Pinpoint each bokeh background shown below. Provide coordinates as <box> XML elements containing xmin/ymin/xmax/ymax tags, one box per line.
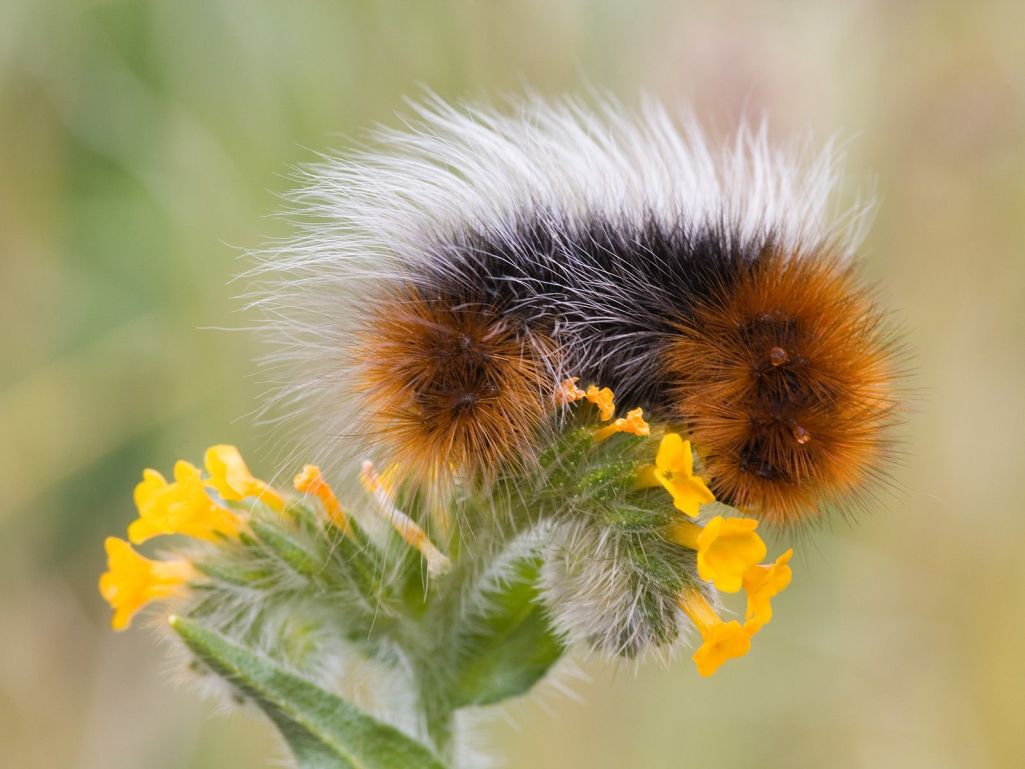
<box><xmin>3</xmin><ymin>1</ymin><xmax>1024</xmax><ymax>767</ymax></box>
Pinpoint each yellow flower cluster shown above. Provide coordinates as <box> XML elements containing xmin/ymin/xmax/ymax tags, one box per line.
<box><xmin>670</xmin><ymin>509</ymin><xmax>793</xmax><ymax>674</ymax></box>
<box><xmin>556</xmin><ymin>377</ymin><xmax>651</xmax><ymax>441</ymax></box>
<box><xmin>673</xmin><ymin>514</ymin><xmax>793</xmax><ymax>675</ymax></box>
<box><xmin>560</xmin><ymin>378</ymin><xmax>793</xmax><ymax>676</ymax></box>
<box><xmin>557</xmin><ymin>377</ymin><xmax>617</xmax><ymax>419</ymax></box>
<box><xmin>635</xmin><ymin>430</ymin><xmax>793</xmax><ymax>677</ymax></box>
<box><xmin>129</xmin><ymin>462</ymin><xmax>244</xmax><ymax>545</ymax></box>
<box><xmin>99</xmin><ymin>384</ymin><xmax>793</xmax><ymax>685</ymax></box>
<box><xmin>99</xmin><ymin>445</ymin><xmax>292</xmax><ymax>631</ymax></box>
<box><xmin>99</xmin><ymin>443</ymin><xmax>443</xmax><ymax>631</ymax></box>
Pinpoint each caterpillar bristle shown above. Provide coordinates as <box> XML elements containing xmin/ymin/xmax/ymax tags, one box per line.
<box><xmin>257</xmin><ymin>94</ymin><xmax>900</xmax><ymax>527</ymax></box>
<box><xmin>355</xmin><ymin>285</ymin><xmax>556</xmax><ymax>489</ymax></box>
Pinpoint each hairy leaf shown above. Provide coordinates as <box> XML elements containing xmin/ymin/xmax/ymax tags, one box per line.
<box><xmin>172</xmin><ymin>617</ymin><xmax>448</xmax><ymax>769</ymax></box>
<box><xmin>448</xmin><ymin>557</ymin><xmax>565</xmax><ymax>708</ymax></box>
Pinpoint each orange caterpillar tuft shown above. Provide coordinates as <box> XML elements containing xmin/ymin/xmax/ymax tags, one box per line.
<box><xmin>355</xmin><ymin>287</ymin><xmax>555</xmax><ymax>488</ymax></box>
<box><xmin>665</xmin><ymin>248</ymin><xmax>900</xmax><ymax>526</ymax></box>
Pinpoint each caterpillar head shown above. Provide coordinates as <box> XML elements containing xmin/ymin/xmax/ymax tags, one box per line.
<box><xmin>665</xmin><ymin>247</ymin><xmax>900</xmax><ymax>527</ymax></box>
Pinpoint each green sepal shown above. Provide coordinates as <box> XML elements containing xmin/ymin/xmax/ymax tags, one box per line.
<box><xmin>171</xmin><ymin>617</ymin><xmax>449</xmax><ymax>769</ymax></box>
<box><xmin>327</xmin><ymin>524</ymin><xmax>389</xmax><ymax>605</ymax></box>
<box><xmin>193</xmin><ymin>559</ymin><xmax>275</xmax><ymax>586</ymax></box>
<box><xmin>447</xmin><ymin>557</ymin><xmax>565</xmax><ymax>709</ymax></box>
<box><xmin>250</xmin><ymin>519</ymin><xmax>325</xmax><ymax>579</ymax></box>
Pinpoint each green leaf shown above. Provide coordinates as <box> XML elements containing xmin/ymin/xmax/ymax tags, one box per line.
<box><xmin>171</xmin><ymin>616</ymin><xmax>449</xmax><ymax>769</ymax></box>
<box><xmin>448</xmin><ymin>557</ymin><xmax>566</xmax><ymax>709</ymax></box>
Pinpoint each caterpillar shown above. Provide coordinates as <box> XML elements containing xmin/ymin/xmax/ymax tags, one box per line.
<box><xmin>255</xmin><ymin>94</ymin><xmax>900</xmax><ymax>527</ymax></box>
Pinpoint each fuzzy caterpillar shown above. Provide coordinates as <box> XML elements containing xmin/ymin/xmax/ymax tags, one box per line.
<box><xmin>255</xmin><ymin>94</ymin><xmax>900</xmax><ymax>527</ymax></box>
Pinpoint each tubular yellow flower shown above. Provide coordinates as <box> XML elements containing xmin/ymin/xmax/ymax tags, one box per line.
<box><xmin>204</xmin><ymin>444</ymin><xmax>285</xmax><ymax>511</ymax></box>
<box><xmin>584</xmin><ymin>385</ymin><xmax>616</xmax><ymax>421</ymax></box>
<box><xmin>635</xmin><ymin>433</ymin><xmax>715</xmax><ymax>517</ymax></box>
<box><xmin>593</xmin><ymin>407</ymin><xmax>651</xmax><ymax>442</ymax></box>
<box><xmin>98</xmin><ymin>537</ymin><xmax>193</xmax><ymax>631</ymax></box>
<box><xmin>129</xmin><ymin>461</ymin><xmax>245</xmax><ymax>544</ymax></box>
<box><xmin>743</xmin><ymin>548</ymin><xmax>794</xmax><ymax>634</ymax></box>
<box><xmin>555</xmin><ymin>376</ymin><xmax>587</xmax><ymax>404</ymax></box>
<box><xmin>669</xmin><ymin>516</ymin><xmax>767</xmax><ymax>593</ymax></box>
<box><xmin>360</xmin><ymin>460</ymin><xmax>451</xmax><ymax>576</ymax></box>
<box><xmin>294</xmin><ymin>464</ymin><xmax>351</xmax><ymax>533</ymax></box>
<box><xmin>679</xmin><ymin>588</ymin><xmax>752</xmax><ymax>677</ymax></box>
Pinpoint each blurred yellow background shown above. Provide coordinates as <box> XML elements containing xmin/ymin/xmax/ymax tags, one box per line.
<box><xmin>2</xmin><ymin>1</ymin><xmax>1023</xmax><ymax>767</ymax></box>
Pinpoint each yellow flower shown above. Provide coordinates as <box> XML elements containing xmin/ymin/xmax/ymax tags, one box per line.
<box><xmin>635</xmin><ymin>433</ymin><xmax>715</xmax><ymax>517</ymax></box>
<box><xmin>679</xmin><ymin>588</ymin><xmax>752</xmax><ymax>677</ymax></box>
<box><xmin>555</xmin><ymin>377</ymin><xmax>587</xmax><ymax>404</ymax></box>
<box><xmin>204</xmin><ymin>445</ymin><xmax>285</xmax><ymax>511</ymax></box>
<box><xmin>360</xmin><ymin>460</ymin><xmax>451</xmax><ymax>576</ymax></box>
<box><xmin>743</xmin><ymin>549</ymin><xmax>794</xmax><ymax>634</ymax></box>
<box><xmin>98</xmin><ymin>537</ymin><xmax>193</xmax><ymax>631</ymax></box>
<box><xmin>294</xmin><ymin>464</ymin><xmax>351</xmax><ymax>533</ymax></box>
<box><xmin>593</xmin><ymin>407</ymin><xmax>651</xmax><ymax>442</ymax></box>
<box><xmin>669</xmin><ymin>516</ymin><xmax>767</xmax><ymax>593</ymax></box>
<box><xmin>128</xmin><ymin>461</ymin><xmax>245</xmax><ymax>544</ymax></box>
<box><xmin>584</xmin><ymin>385</ymin><xmax>616</xmax><ymax>421</ymax></box>
<box><xmin>692</xmin><ymin>621</ymin><xmax>752</xmax><ymax>678</ymax></box>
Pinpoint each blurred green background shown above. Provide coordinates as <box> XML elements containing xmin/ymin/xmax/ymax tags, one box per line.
<box><xmin>2</xmin><ymin>1</ymin><xmax>1023</xmax><ymax>767</ymax></box>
